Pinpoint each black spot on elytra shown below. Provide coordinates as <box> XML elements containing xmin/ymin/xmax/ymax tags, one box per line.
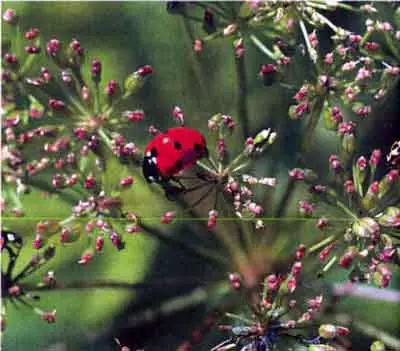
<box><xmin>174</xmin><ymin>141</ymin><xmax>182</xmax><ymax>150</ymax></box>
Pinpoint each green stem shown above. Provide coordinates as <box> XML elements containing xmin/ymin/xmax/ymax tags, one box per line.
<box><xmin>299</xmin><ymin>20</ymin><xmax>318</xmax><ymax>63</ymax></box>
<box><xmin>384</xmin><ymin>32</ymin><xmax>400</xmax><ymax>62</ymax></box>
<box><xmin>139</xmin><ymin>221</ymin><xmax>227</xmax><ymax>265</ymax></box>
<box><xmin>302</xmin><ymin>95</ymin><xmax>325</xmax><ymax>152</ymax></box>
<box><xmin>308</xmin><ymin>234</ymin><xmax>337</xmax><ymax>254</ymax></box>
<box><xmin>249</xmin><ymin>34</ymin><xmax>279</xmax><ymax>60</ymax></box>
<box><xmin>334</xmin><ymin>198</ymin><xmax>358</xmax><ymax>220</ymax></box>
<box><xmin>235</xmin><ymin>54</ymin><xmax>250</xmax><ymax>139</ymax></box>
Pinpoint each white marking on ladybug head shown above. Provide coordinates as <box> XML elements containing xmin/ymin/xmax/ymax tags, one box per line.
<box><xmin>152</xmin><ymin>157</ymin><xmax>157</xmax><ymax>164</ymax></box>
<box><xmin>148</xmin><ymin>176</ymin><xmax>155</xmax><ymax>182</ymax></box>
<box><xmin>162</xmin><ymin>137</ymin><xmax>170</xmax><ymax>144</ymax></box>
<box><xmin>146</xmin><ymin>151</ymin><xmax>151</xmax><ymax>157</ymax></box>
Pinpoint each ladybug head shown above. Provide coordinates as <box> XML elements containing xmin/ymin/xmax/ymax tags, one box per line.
<box><xmin>142</xmin><ymin>152</ymin><xmax>163</xmax><ymax>183</ymax></box>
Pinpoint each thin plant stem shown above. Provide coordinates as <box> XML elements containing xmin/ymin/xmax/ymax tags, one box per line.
<box><xmin>249</xmin><ymin>34</ymin><xmax>278</xmax><ymax>60</ymax></box>
<box><xmin>235</xmin><ymin>55</ymin><xmax>250</xmax><ymax>139</ymax></box>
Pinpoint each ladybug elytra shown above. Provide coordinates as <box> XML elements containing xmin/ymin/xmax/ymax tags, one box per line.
<box><xmin>142</xmin><ymin>127</ymin><xmax>208</xmax><ymax>184</ymax></box>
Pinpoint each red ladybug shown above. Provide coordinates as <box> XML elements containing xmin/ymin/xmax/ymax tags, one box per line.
<box><xmin>142</xmin><ymin>127</ymin><xmax>208</xmax><ymax>184</ymax></box>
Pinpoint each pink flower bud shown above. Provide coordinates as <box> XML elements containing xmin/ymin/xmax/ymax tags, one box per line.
<box><xmin>120</xmin><ymin>176</ymin><xmax>134</xmax><ymax>187</ymax></box>
<box><xmin>33</xmin><ymin>234</ymin><xmax>43</xmax><ymax>249</ymax></box>
<box><xmin>298</xmin><ymin>200</ymin><xmax>314</xmax><ymax>216</ymax></box>
<box><xmin>46</xmin><ymin>38</ymin><xmax>60</xmax><ymax>56</ymax></box>
<box><xmin>136</xmin><ymin>65</ymin><xmax>153</xmax><ymax>77</ymax></box>
<box><xmin>105</xmin><ymin>80</ymin><xmax>119</xmax><ymax>96</ymax></box>
<box><xmin>193</xmin><ymin>39</ymin><xmax>203</xmax><ymax>53</ymax></box>
<box><xmin>4</xmin><ymin>53</ymin><xmax>18</xmax><ymax>64</ymax></box>
<box><xmin>78</xmin><ymin>251</ymin><xmax>93</xmax><ymax>265</ymax></box>
<box><xmin>161</xmin><ymin>211</ymin><xmax>176</xmax><ymax>224</ymax></box>
<box><xmin>295</xmin><ymin>244</ymin><xmax>306</xmax><ymax>260</ymax></box>
<box><xmin>48</xmin><ymin>98</ymin><xmax>65</xmax><ymax>110</ymax></box>
<box><xmin>364</xmin><ymin>42</ymin><xmax>380</xmax><ymax>51</ymax></box>
<box><xmin>339</xmin><ymin>248</ymin><xmax>357</xmax><ymax>268</ymax></box>
<box><xmin>266</xmin><ymin>274</ymin><xmax>279</xmax><ymax>290</ymax></box>
<box><xmin>25</xmin><ymin>46</ymin><xmax>41</xmax><ymax>54</ymax></box>
<box><xmin>344</xmin><ymin>180</ymin><xmax>355</xmax><ymax>193</ymax></box>
<box><xmin>385</xmin><ymin>169</ymin><xmax>399</xmax><ymax>183</ymax></box>
<box><xmin>91</xmin><ymin>59</ymin><xmax>102</xmax><ymax>81</ymax></box>
<box><xmin>259</xmin><ymin>64</ymin><xmax>277</xmax><ymax>76</ymax></box>
<box><xmin>289</xmin><ymin>168</ymin><xmax>305</xmax><ymax>180</ymax></box>
<box><xmin>3</xmin><ymin>8</ymin><xmax>17</xmax><ymax>24</ymax></box>
<box><xmin>328</xmin><ymin>154</ymin><xmax>341</xmax><ymax>170</ymax></box>
<box><xmin>229</xmin><ymin>273</ymin><xmax>241</xmax><ymax>290</ymax></box>
<box><xmin>307</xmin><ymin>295</ymin><xmax>323</xmax><ymax>310</ymax></box>
<box><xmin>308</xmin><ymin>30</ymin><xmax>318</xmax><ymax>48</ymax></box>
<box><xmin>324</xmin><ymin>52</ymin><xmax>334</xmax><ymax>65</ymax></box>
<box><xmin>291</xmin><ymin>261</ymin><xmax>302</xmax><ymax>276</ymax></box>
<box><xmin>319</xmin><ymin>244</ymin><xmax>336</xmax><ymax>261</ymax></box>
<box><xmin>8</xmin><ymin>285</ymin><xmax>21</xmax><ymax>297</ymax></box>
<box><xmin>294</xmin><ymin>86</ymin><xmax>308</xmax><ymax>102</ymax></box>
<box><xmin>41</xmin><ymin>310</ymin><xmax>56</xmax><ymax>323</ymax></box>
<box><xmin>356</xmin><ymin>156</ymin><xmax>367</xmax><ymax>170</ymax></box>
<box><xmin>172</xmin><ymin>105</ymin><xmax>185</xmax><ymax>124</ymax></box>
<box><xmin>287</xmin><ymin>277</ymin><xmax>297</xmax><ymax>292</ymax></box>
<box><xmin>316</xmin><ymin>217</ymin><xmax>329</xmax><ymax>230</ymax></box>
<box><xmin>60</xmin><ymin>227</ymin><xmax>71</xmax><ymax>243</ymax></box>
<box><xmin>124</xmin><ymin>109</ymin><xmax>144</xmax><ymax>122</ymax></box>
<box><xmin>84</xmin><ymin>174</ymin><xmax>96</xmax><ymax>189</ymax></box>
<box><xmin>369</xmin><ymin>149</ymin><xmax>382</xmax><ymax>166</ymax></box>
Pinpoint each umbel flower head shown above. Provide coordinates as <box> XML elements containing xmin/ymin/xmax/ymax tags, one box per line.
<box><xmin>211</xmin><ymin>246</ymin><xmax>349</xmax><ymax>351</ymax></box>
<box><xmin>157</xmin><ymin>111</ymin><xmax>277</xmax><ymax>228</ymax></box>
<box><xmin>1</xmin><ymin>8</ymin><xmax>152</xmax><ymax>217</ymax></box>
<box><xmin>295</xmin><ymin>147</ymin><xmax>399</xmax><ymax>288</ymax></box>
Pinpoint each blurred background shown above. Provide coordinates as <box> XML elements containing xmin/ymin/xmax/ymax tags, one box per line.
<box><xmin>2</xmin><ymin>2</ymin><xmax>400</xmax><ymax>350</ymax></box>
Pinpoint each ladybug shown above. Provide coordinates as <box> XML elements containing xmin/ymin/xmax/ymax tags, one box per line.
<box><xmin>142</xmin><ymin>127</ymin><xmax>208</xmax><ymax>185</ymax></box>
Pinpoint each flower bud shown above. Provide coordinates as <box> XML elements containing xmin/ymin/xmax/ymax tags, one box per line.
<box><xmin>352</xmin><ymin>217</ymin><xmax>380</xmax><ymax>238</ymax></box>
<box><xmin>161</xmin><ymin>211</ymin><xmax>176</xmax><ymax>224</ymax></box>
<box><xmin>91</xmin><ymin>59</ymin><xmax>102</xmax><ymax>83</ymax></box>
<box><xmin>223</xmin><ymin>24</ymin><xmax>237</xmax><ymax>36</ymax></box>
<box><xmin>339</xmin><ymin>246</ymin><xmax>358</xmax><ymax>268</ymax></box>
<box><xmin>3</xmin><ymin>9</ymin><xmax>18</xmax><ymax>25</ymax></box>
<box><xmin>47</xmin><ymin>38</ymin><xmax>61</xmax><ymax>57</ymax></box>
<box><xmin>229</xmin><ymin>273</ymin><xmax>241</xmax><ymax>290</ymax></box>
<box><xmin>259</xmin><ymin>64</ymin><xmax>278</xmax><ymax>86</ymax></box>
<box><xmin>105</xmin><ymin>79</ymin><xmax>121</xmax><ymax>98</ymax></box>
<box><xmin>193</xmin><ymin>39</ymin><xmax>203</xmax><ymax>53</ymax></box>
<box><xmin>373</xmin><ymin>264</ymin><xmax>392</xmax><ymax>288</ymax></box>
<box><xmin>376</xmin><ymin>206</ymin><xmax>400</xmax><ymax>228</ymax></box>
<box><xmin>120</xmin><ymin>176</ymin><xmax>134</xmax><ymax>187</ymax></box>
<box><xmin>318</xmin><ymin>324</ymin><xmax>337</xmax><ymax>339</ymax></box>
<box><xmin>370</xmin><ymin>341</ymin><xmax>386</xmax><ymax>351</ymax></box>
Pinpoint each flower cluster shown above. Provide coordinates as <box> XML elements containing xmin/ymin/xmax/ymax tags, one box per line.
<box><xmin>1</xmin><ymin>229</ymin><xmax>57</xmax><ymax>328</ymax></box>
<box><xmin>212</xmin><ymin>246</ymin><xmax>349</xmax><ymax>351</ymax></box>
<box><xmin>159</xmin><ymin>112</ymin><xmax>277</xmax><ymax>228</ymax></box>
<box><xmin>295</xmin><ymin>147</ymin><xmax>399</xmax><ymax>287</ymax></box>
<box><xmin>2</xmin><ymin>11</ymin><xmax>151</xmax><ymax>216</ymax></box>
